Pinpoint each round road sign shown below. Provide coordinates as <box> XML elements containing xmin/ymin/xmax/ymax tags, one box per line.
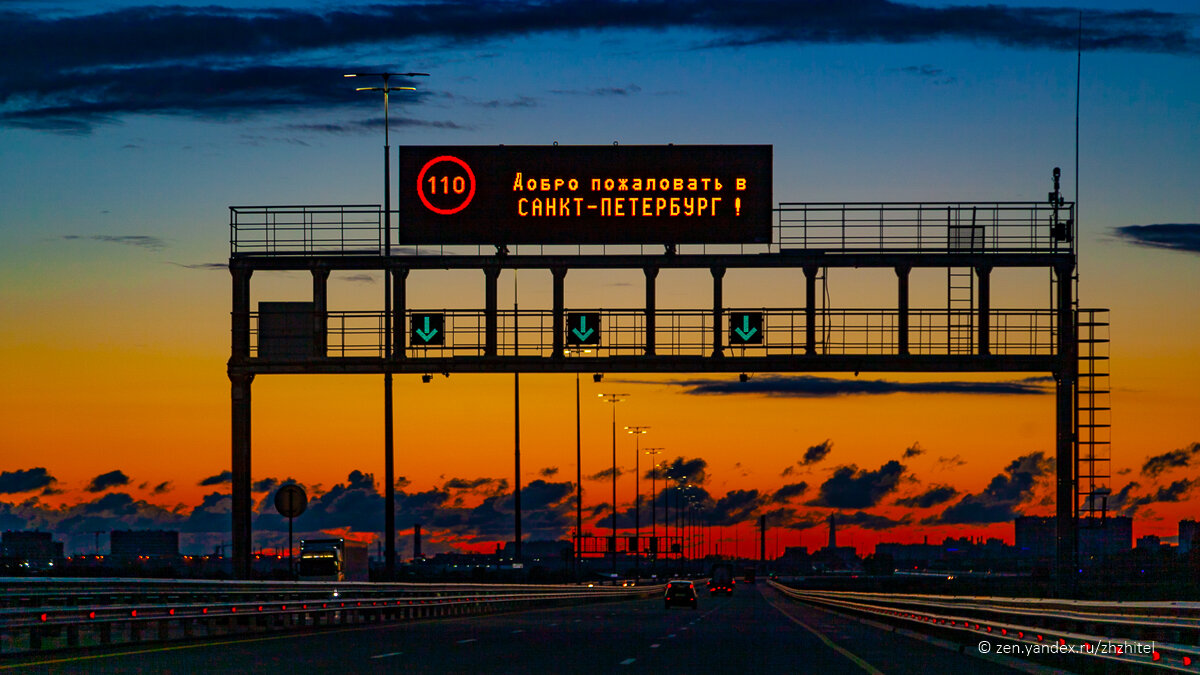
<box><xmin>274</xmin><ymin>484</ymin><xmax>307</xmax><ymax>518</ymax></box>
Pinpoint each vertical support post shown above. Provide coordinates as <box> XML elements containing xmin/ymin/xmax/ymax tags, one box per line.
<box><xmin>552</xmin><ymin>267</ymin><xmax>566</xmax><ymax>359</ymax></box>
<box><xmin>312</xmin><ymin>266</ymin><xmax>329</xmax><ymax>358</ymax></box>
<box><xmin>645</xmin><ymin>267</ymin><xmax>659</xmax><ymax>356</ymax></box>
<box><xmin>384</xmin><ymin>371</ymin><xmax>395</xmax><ymax>578</ymax></box>
<box><xmin>230</xmin><ymin>372</ymin><xmax>253</xmax><ymax>580</ymax></box>
<box><xmin>804</xmin><ymin>266</ymin><xmax>818</xmax><ymax>355</ymax></box>
<box><xmin>231</xmin><ymin>265</ymin><xmax>252</xmax><ymax>361</ymax></box>
<box><xmin>484</xmin><ymin>266</ymin><xmax>500</xmax><ymax>356</ymax></box>
<box><xmin>711</xmin><ymin>267</ymin><xmax>725</xmax><ymax>357</ymax></box>
<box><xmin>393</xmin><ymin>268</ymin><xmax>408</xmax><ymax>358</ymax></box>
<box><xmin>896</xmin><ymin>265</ymin><xmax>910</xmax><ymax>356</ymax></box>
<box><xmin>977</xmin><ymin>266</ymin><xmax>991</xmax><ymax>356</ymax></box>
<box><xmin>1055</xmin><ymin>263</ymin><xmax>1077</xmax><ymax>591</ymax></box>
<box><xmin>514</xmin><ymin>367</ymin><xmax>521</xmax><ymax>565</ymax></box>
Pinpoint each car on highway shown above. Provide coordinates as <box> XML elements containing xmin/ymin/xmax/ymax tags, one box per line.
<box><xmin>664</xmin><ymin>580</ymin><xmax>698</xmax><ymax>609</ymax></box>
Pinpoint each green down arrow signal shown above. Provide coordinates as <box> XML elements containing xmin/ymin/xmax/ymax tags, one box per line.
<box><xmin>415</xmin><ymin>315</ymin><xmax>439</xmax><ymax>343</ymax></box>
<box><xmin>571</xmin><ymin>315</ymin><xmax>594</xmax><ymax>342</ymax></box>
<box><xmin>734</xmin><ymin>314</ymin><xmax>758</xmax><ymax>341</ymax></box>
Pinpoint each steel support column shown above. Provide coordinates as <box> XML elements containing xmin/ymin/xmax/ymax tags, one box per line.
<box><xmin>1055</xmin><ymin>263</ymin><xmax>1077</xmax><ymax>590</ymax></box>
<box><xmin>393</xmin><ymin>268</ymin><xmax>408</xmax><ymax>358</ymax></box>
<box><xmin>977</xmin><ymin>266</ymin><xmax>991</xmax><ymax>356</ymax></box>
<box><xmin>711</xmin><ymin>267</ymin><xmax>725</xmax><ymax>357</ymax></box>
<box><xmin>645</xmin><ymin>267</ymin><xmax>659</xmax><ymax>356</ymax></box>
<box><xmin>231</xmin><ymin>265</ymin><xmax>252</xmax><ymax>361</ymax></box>
<box><xmin>231</xmin><ymin>372</ymin><xmax>253</xmax><ymax>579</ymax></box>
<box><xmin>804</xmin><ymin>266</ymin><xmax>818</xmax><ymax>354</ymax></box>
<box><xmin>896</xmin><ymin>266</ymin><xmax>910</xmax><ymax>356</ymax></box>
<box><xmin>485</xmin><ymin>266</ymin><xmax>500</xmax><ymax>356</ymax></box>
<box><xmin>312</xmin><ymin>266</ymin><xmax>329</xmax><ymax>358</ymax></box>
<box><xmin>552</xmin><ymin>267</ymin><xmax>566</xmax><ymax>358</ymax></box>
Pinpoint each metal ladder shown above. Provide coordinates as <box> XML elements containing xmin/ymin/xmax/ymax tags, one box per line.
<box><xmin>1076</xmin><ymin>308</ymin><xmax>1112</xmax><ymax>523</ymax></box>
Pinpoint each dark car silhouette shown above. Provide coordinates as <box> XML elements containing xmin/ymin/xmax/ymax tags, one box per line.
<box><xmin>664</xmin><ymin>580</ymin><xmax>698</xmax><ymax>609</ymax></box>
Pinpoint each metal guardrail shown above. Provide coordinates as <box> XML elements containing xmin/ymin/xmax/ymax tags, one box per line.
<box><xmin>1</xmin><ymin>580</ymin><xmax>661</xmax><ymax>655</ymax></box>
<box><xmin>769</xmin><ymin>581</ymin><xmax>1200</xmax><ymax>673</ymax></box>
<box><xmin>248</xmin><ymin>308</ymin><xmax>1058</xmax><ymax>359</ymax></box>
<box><xmin>229</xmin><ymin>202</ymin><xmax>1074</xmax><ymax>256</ymax></box>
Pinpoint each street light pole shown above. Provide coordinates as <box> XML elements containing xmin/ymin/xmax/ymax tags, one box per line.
<box><xmin>597</xmin><ymin>393</ymin><xmax>628</xmax><ymax>576</ymax></box>
<box><xmin>624</xmin><ymin>425</ymin><xmax>649</xmax><ymax>575</ymax></box>
<box><xmin>345</xmin><ymin>70</ymin><xmax>427</xmax><ymax>578</ymax></box>
<box><xmin>575</xmin><ymin>371</ymin><xmax>582</xmax><ymax>578</ymax></box>
<box><xmin>644</xmin><ymin>449</ymin><xmax>663</xmax><ymax>566</ymax></box>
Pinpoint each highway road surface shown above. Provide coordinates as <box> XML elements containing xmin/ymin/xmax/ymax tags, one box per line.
<box><xmin>5</xmin><ymin>583</ymin><xmax>1047</xmax><ymax>674</ymax></box>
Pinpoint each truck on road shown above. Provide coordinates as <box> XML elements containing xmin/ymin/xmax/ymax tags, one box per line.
<box><xmin>298</xmin><ymin>538</ymin><xmax>369</xmax><ymax>581</ymax></box>
<box><xmin>709</xmin><ymin>563</ymin><xmax>735</xmax><ymax>595</ymax></box>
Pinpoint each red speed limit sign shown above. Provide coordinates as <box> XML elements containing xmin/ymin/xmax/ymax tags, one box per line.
<box><xmin>416</xmin><ymin>155</ymin><xmax>476</xmax><ymax>215</ymax></box>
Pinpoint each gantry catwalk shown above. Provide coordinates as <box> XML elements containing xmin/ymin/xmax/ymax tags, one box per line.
<box><xmin>227</xmin><ymin>185</ymin><xmax>1109</xmax><ymax>584</ymax></box>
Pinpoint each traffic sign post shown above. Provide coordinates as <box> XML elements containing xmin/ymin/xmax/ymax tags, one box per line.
<box><xmin>273</xmin><ymin>485</ymin><xmax>308</xmax><ymax>578</ymax></box>
<box><xmin>412</xmin><ymin>313</ymin><xmax>445</xmax><ymax>346</ymax></box>
<box><xmin>730</xmin><ymin>312</ymin><xmax>764</xmax><ymax>345</ymax></box>
<box><xmin>566</xmin><ymin>312</ymin><xmax>601</xmax><ymax>346</ymax></box>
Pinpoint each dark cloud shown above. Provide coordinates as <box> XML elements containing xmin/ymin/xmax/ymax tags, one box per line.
<box><xmin>926</xmin><ymin>452</ymin><xmax>1053</xmax><ymax>524</ymax></box>
<box><xmin>802</xmin><ymin>440</ymin><xmax>833</xmax><ymax>465</ymax></box>
<box><xmin>85</xmin><ymin>470</ymin><xmax>130</xmax><ymax>493</ymax></box>
<box><xmin>62</xmin><ymin>234</ymin><xmax>165</xmax><ymax>251</ymax></box>
<box><xmin>650</xmin><ymin>456</ymin><xmax>708</xmax><ymax>486</ymax></box>
<box><xmin>2</xmin><ymin>2</ymin><xmax>1194</xmax><ymax>133</ymax></box>
<box><xmin>1123</xmin><ymin>479</ymin><xmax>1197</xmax><ymax>515</ymax></box>
<box><xmin>1141</xmin><ymin>442</ymin><xmax>1200</xmax><ymax>477</ymax></box>
<box><xmin>588</xmin><ymin>467</ymin><xmax>624</xmax><ymax>481</ymax></box>
<box><xmin>771</xmin><ymin>482</ymin><xmax>808</xmax><ymax>503</ymax></box>
<box><xmin>540</xmin><ymin>467</ymin><xmax>560</xmax><ymax>478</ymax></box>
<box><xmin>669</xmin><ymin>374</ymin><xmax>1053</xmax><ymax>397</ymax></box>
<box><xmin>836</xmin><ymin>511</ymin><xmax>909</xmax><ymax>531</ymax></box>
<box><xmin>1114</xmin><ymin>225</ymin><xmax>1200</xmax><ymax>254</ymax></box>
<box><xmin>0</xmin><ymin>467</ymin><xmax>56</xmax><ymax>494</ymax></box>
<box><xmin>151</xmin><ymin>481</ymin><xmax>172</xmax><ymax>495</ymax></box>
<box><xmin>707</xmin><ymin>489</ymin><xmax>763</xmax><ymax>525</ymax></box>
<box><xmin>894</xmin><ymin>64</ymin><xmax>956</xmax><ymax>85</ymax></box>
<box><xmin>550</xmin><ymin>84</ymin><xmax>642</xmax><ymax>96</ymax></box>
<box><xmin>340</xmin><ymin>274</ymin><xmax>376</xmax><ymax>284</ymax></box>
<box><xmin>902</xmin><ymin>443</ymin><xmax>925</xmax><ymax>458</ymax></box>
<box><xmin>252</xmin><ymin>478</ymin><xmax>279</xmax><ymax>493</ymax></box>
<box><xmin>808</xmin><ymin>461</ymin><xmax>906</xmax><ymax>509</ymax></box>
<box><xmin>170</xmin><ymin>261</ymin><xmax>226</xmax><ymax>270</ymax></box>
<box><xmin>895</xmin><ymin>485</ymin><xmax>958</xmax><ymax>508</ymax></box>
<box><xmin>936</xmin><ymin>455</ymin><xmax>967</xmax><ymax>469</ymax></box>
<box><xmin>199</xmin><ymin>470</ymin><xmax>233</xmax><ymax>486</ymax></box>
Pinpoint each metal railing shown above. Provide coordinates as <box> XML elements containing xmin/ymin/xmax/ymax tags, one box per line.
<box><xmin>1</xmin><ymin>579</ymin><xmax>660</xmax><ymax>655</ymax></box>
<box><xmin>776</xmin><ymin>202</ymin><xmax>1073</xmax><ymax>253</ymax></box>
<box><xmin>228</xmin><ymin>202</ymin><xmax>1074</xmax><ymax>256</ymax></box>
<box><xmin>247</xmin><ymin>308</ymin><xmax>1059</xmax><ymax>359</ymax></box>
<box><xmin>770</xmin><ymin>581</ymin><xmax>1200</xmax><ymax>673</ymax></box>
<box><xmin>230</xmin><ymin>205</ymin><xmax>382</xmax><ymax>255</ymax></box>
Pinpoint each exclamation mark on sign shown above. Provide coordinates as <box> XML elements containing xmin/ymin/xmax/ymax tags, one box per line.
<box><xmin>735</xmin><ymin>197</ymin><xmax>741</xmax><ymax>216</ymax></box>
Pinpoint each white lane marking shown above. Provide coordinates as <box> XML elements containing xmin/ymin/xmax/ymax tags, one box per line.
<box><xmin>457</xmin><ymin>639</ymin><xmax>477</xmax><ymax>644</ymax></box>
<box><xmin>370</xmin><ymin>652</ymin><xmax>403</xmax><ymax>659</ymax></box>
<box><xmin>620</xmin><ymin>658</ymin><xmax>636</xmax><ymax>666</ymax></box>
<box><xmin>511</xmin><ymin>629</ymin><xmax>525</xmax><ymax>634</ymax></box>
<box><xmin>681</xmin><ymin>627</ymin><xmax>689</xmax><ymax>631</ymax></box>
<box><xmin>650</xmin><ymin>644</ymin><xmax>661</xmax><ymax>649</ymax></box>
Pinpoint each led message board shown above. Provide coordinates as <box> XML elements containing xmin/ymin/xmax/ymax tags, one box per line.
<box><xmin>396</xmin><ymin>145</ymin><xmax>772</xmax><ymax>245</ymax></box>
